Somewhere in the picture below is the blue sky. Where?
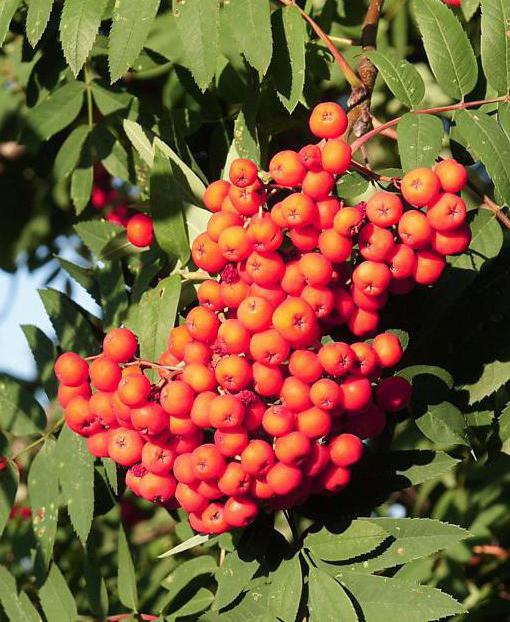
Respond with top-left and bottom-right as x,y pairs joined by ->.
0,237 -> 100,381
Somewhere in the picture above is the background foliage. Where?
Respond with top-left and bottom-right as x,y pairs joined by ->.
0,0 -> 510,620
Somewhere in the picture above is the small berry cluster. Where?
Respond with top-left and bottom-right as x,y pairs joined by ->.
54,102 -> 471,534
91,166 -> 154,249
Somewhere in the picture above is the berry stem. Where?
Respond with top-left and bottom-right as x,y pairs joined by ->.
279,0 -> 363,90
350,95 -> 510,154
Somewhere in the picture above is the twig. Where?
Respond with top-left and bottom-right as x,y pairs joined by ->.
9,417 -> 65,463
350,160 -> 396,184
481,195 -> 510,230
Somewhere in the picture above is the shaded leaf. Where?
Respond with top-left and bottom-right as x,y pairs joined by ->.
21,325 -> 58,398
481,0 -> 510,94
308,567 -> 357,622
118,526 -> 138,611
368,50 -> 425,109
0,462 -> 19,539
267,555 -> 302,622
416,402 -> 469,447
0,566 -> 41,622
0,375 -> 46,435
396,450 -> 460,485
74,220 -> 124,257
97,260 -> 128,329
167,588 -> 214,621
56,257 -> 101,305
234,101 -> 261,166
39,563 -> 78,622
54,124 -> 89,179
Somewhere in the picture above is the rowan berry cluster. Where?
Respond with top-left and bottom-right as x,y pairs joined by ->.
91,166 -> 154,248
54,102 -> 471,534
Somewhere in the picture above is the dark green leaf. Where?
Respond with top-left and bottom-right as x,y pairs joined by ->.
74,220 -> 124,257
337,571 -> 465,621
202,587 -> 271,622
336,170 -> 371,199
71,163 -> 93,214
127,275 -> 181,364
26,0 -> 54,47
308,567 -> 357,622
28,439 -> 59,567
173,0 -> 219,91
271,5 -> 306,113
214,548 -> 258,610
0,462 -> 19,539
0,1 -> 20,47
85,535 -> 109,619
398,365 -> 454,389
91,81 -> 135,115
56,257 -> 101,305
0,566 -> 41,622
416,402 -> 469,447
455,109 -> 510,206
397,113 -> 443,172
267,555 -> 302,622
368,50 -> 425,109
150,148 -> 190,264
39,563 -> 78,622
24,81 -> 85,144
234,102 -> 261,166
167,588 -> 214,621
396,451 -> 460,485
39,288 -> 99,355
413,0 -> 477,99
305,519 -> 389,562
222,0 -> 272,74
463,357 -> 510,405
57,426 -> 94,545
21,325 -> 58,398
118,526 -> 138,611
0,375 -> 46,435
162,556 -> 217,605
97,260 -> 128,329
481,0 -> 510,94
102,458 -> 118,494
109,0 -> 161,82
54,124 -> 89,179
60,0 -> 109,76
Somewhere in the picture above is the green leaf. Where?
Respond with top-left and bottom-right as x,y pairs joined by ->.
457,209 -> 503,270
92,127 -> 132,181
97,260 -> 129,330
102,458 -> 118,494
0,463 -> 19,539
0,566 -> 41,622
397,113 -> 443,172
398,365 -> 454,389
416,402 -> 469,447
54,125 -> 90,179
336,571 -> 465,621
234,102 -> 261,166
56,257 -> 101,305
338,518 -> 469,573
150,148 -> 190,264
39,563 -> 78,622
499,401 -> 510,444
270,5 -> 306,113
74,220 -> 124,257
167,588 -> 214,621
336,170 -> 371,199
60,0 -> 109,76
305,519 -> 389,562
162,556 -> 217,603
118,526 -> 138,611
39,288 -> 99,355
129,275 -> 181,364
21,325 -> 58,399
267,555 -> 302,622
123,118 -> 154,166
28,439 -> 59,567
455,110 -> 510,207
0,375 -> 46,435
158,534 -> 210,558
0,1 -> 20,47
395,450 -> 460,485
368,50 -> 425,109
413,0 -> 477,99
24,81 -> 85,144
481,0 -> 510,94
109,0 -> 161,82
222,0 -> 272,74
309,569 -> 357,622
91,81 -> 135,116
173,0 -> 219,91
464,358 -> 510,405
56,426 -> 94,545
26,0 -> 54,47
462,0 -> 480,20
201,587 -> 271,622
71,163 -> 93,214
214,548 -> 259,611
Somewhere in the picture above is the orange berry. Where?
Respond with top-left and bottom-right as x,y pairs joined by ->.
333,205 -> 364,236
267,462 -> 302,495
204,180 -> 231,212
269,150 -> 306,187
186,306 -> 220,344
289,225 -> 320,252
280,376 -> 312,411
302,170 -> 334,201
281,193 -> 318,228
318,229 -> 353,263
301,285 -> 335,318
426,193 -> 467,232
386,244 -> 417,280
317,197 -> 341,229
350,342 -> 379,377
246,214 -> 283,252
262,405 -> 295,437
330,434 -> 363,466
182,362 -> 216,392
192,233 -> 227,273
207,210 -> 242,242
237,296 -> 274,332
288,350 -> 322,384
297,406 -> 332,438
372,332 -> 403,368
275,431 -> 311,464
126,213 -> 153,248
214,427 -> 249,457
309,102 -> 348,139
339,377 -> 372,412
209,394 -> 245,429
376,376 -> 412,412
168,324 -> 193,360
347,307 -> 379,336
249,329 -> 290,366
318,342 -> 355,376
281,261 -> 306,296
299,144 -> 322,171
401,167 -> 441,207
272,297 -> 318,346
352,261 -> 392,296
310,378 -> 341,410
252,361 -> 284,397
434,159 -> 467,193
321,139 -> 351,175
228,180 -> 265,216
299,253 -> 333,287
229,158 -> 258,187
220,280 -> 250,309
89,356 -> 122,392
197,280 -> 223,311
245,250 -> 285,286
55,352 -> 89,387
366,191 -> 403,227
358,223 -> 395,262
215,355 -> 252,392
431,225 -> 471,255
241,439 -> 275,475
160,380 -> 194,416
413,249 -> 446,285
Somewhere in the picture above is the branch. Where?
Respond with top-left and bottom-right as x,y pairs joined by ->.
279,0 -> 362,89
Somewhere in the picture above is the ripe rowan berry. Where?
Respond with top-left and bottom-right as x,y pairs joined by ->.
321,139 -> 351,175
253,361 -> 284,397
189,391 -> 215,429
262,405 -> 295,437
398,210 -> 433,249
309,102 -> 348,139
241,439 -> 275,475
191,444 -> 226,481
289,225 -> 320,252
281,193 -> 317,228
269,150 -> 306,187
192,233 -> 227,273
386,244 -> 417,280
351,285 -> 388,312
401,168 -> 441,207
103,328 -> 138,363
209,395 -> 245,429
186,306 -> 220,344
281,261 -> 306,296
117,372 -> 151,408
89,391 -> 117,430
343,403 -> 386,440
201,502 -> 229,534
65,396 -> 99,437
204,179 -> 231,212
237,296 -> 273,332
366,191 -> 403,227
358,223 -> 395,262
431,225 -> 471,255
299,252 -> 333,287
215,355 -> 252,392
301,285 -> 335,319
297,406 -> 332,438
318,229 -> 353,263
197,480 -> 223,500
280,376 -> 312,412
108,428 -> 144,466
86,431 -> 111,458
221,280 -> 251,309
89,356 -> 122,392
207,210 -> 243,242
333,205 -> 364,237
175,482 -> 208,514
413,249 -> 446,285
229,158 -> 258,187
58,382 -> 91,408
228,180 -> 265,216
330,434 -> 363,466
127,213 -> 154,248
249,283 -> 286,308
318,342 -> 355,376
139,473 -> 176,503
334,288 -> 356,324
372,332 -> 403,368
339,377 -> 372,412
55,352 -> 89,386
183,342 -> 212,365
347,306 -> 380,336
173,453 -> 196,484
350,342 -> 379,377
214,427 -> 249,457
427,193 -> 467,232
310,378 -> 341,410
320,464 -> 351,493
224,497 -> 258,528
246,214 -> 283,252
272,297 -> 318,346
288,350 -> 322,384
142,441 -> 175,475
352,261 -> 392,297
218,226 -> 252,262
245,250 -> 285,286
249,328 -> 290,366
299,144 -> 322,171
302,170 -> 335,201
218,463 -> 252,497
376,376 -> 412,411
160,380 -> 194,416
266,462 -> 303,495
316,197 -> 341,229
435,158 -> 467,193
